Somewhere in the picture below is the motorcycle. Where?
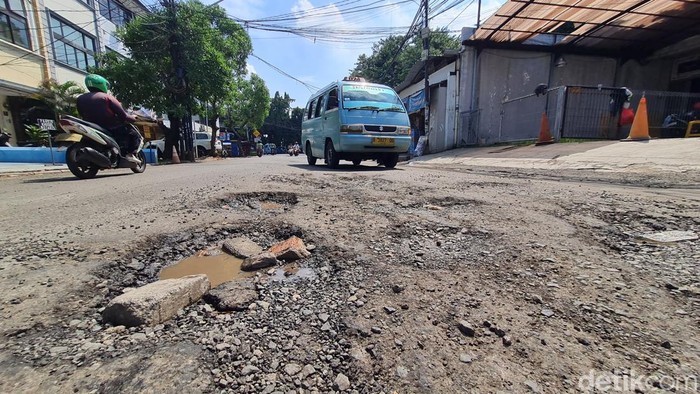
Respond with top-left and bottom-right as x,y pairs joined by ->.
0,131 -> 11,147
256,142 -> 263,157
57,115 -> 147,179
661,111 -> 697,138
288,145 -> 300,156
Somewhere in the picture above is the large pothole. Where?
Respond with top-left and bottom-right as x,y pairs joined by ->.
3,221 -> 374,393
215,191 -> 299,212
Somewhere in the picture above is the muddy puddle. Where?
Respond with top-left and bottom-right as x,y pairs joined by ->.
260,202 -> 284,210
269,266 -> 317,282
159,253 -> 251,287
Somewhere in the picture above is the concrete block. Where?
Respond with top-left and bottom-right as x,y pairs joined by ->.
102,274 -> 210,327
268,236 -> 310,261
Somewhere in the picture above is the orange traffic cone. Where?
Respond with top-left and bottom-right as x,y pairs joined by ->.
622,96 -> 650,141
171,146 -> 181,164
535,112 -> 555,145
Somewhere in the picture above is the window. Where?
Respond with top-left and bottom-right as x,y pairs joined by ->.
0,0 -> 30,49
98,0 -> 132,26
314,96 -> 324,118
304,101 -> 311,120
326,88 -> 338,110
49,14 -> 96,71
308,99 -> 317,119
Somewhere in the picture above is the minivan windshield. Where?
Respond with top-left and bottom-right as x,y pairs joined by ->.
341,84 -> 405,112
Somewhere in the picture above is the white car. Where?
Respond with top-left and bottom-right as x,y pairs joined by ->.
145,132 -> 222,158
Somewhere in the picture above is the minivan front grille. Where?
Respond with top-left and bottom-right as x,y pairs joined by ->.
364,125 -> 396,133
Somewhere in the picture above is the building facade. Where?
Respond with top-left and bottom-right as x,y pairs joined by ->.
0,0 -> 148,144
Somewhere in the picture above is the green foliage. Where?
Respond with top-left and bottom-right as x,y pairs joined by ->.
225,73 -> 270,131
349,28 -> 460,87
267,91 -> 294,127
94,0 -> 252,118
24,124 -> 48,145
33,79 -> 84,120
260,91 -> 303,145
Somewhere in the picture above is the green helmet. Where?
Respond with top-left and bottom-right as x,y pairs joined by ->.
85,74 -> 110,93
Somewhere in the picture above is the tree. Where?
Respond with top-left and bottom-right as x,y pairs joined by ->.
267,91 -> 294,127
224,73 -> 270,134
260,92 -> 304,146
33,79 -> 85,122
94,0 -> 251,160
349,28 -> 460,88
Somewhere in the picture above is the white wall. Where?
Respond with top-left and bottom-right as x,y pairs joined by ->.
467,49 -> 622,145
398,61 -> 459,154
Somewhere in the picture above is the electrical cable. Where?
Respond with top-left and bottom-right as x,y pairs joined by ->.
445,0 -> 476,28
0,19 -> 97,66
250,53 -> 319,93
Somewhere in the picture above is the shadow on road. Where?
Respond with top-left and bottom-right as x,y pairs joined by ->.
288,163 -> 403,172
23,172 -> 133,184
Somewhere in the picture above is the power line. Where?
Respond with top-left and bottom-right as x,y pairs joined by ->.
445,0 -> 477,28
250,53 -> 319,93
0,19 -> 97,67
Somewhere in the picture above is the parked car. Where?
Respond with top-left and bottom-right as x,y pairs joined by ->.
145,132 -> 222,158
263,143 -> 277,155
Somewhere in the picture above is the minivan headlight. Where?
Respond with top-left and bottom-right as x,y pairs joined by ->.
396,126 -> 410,134
340,124 -> 363,133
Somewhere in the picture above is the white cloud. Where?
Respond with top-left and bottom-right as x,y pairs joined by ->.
220,0 -> 265,19
246,62 -> 257,76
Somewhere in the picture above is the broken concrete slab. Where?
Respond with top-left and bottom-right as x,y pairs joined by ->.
203,279 -> 258,311
268,236 -> 311,261
639,230 -> 698,243
241,252 -> 278,272
102,274 -> 210,327
222,237 -> 263,259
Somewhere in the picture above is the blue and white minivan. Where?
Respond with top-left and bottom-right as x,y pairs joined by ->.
301,77 -> 411,168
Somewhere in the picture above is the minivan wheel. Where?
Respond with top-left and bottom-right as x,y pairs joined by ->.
325,140 -> 339,169
197,146 -> 207,158
383,153 -> 399,169
306,142 -> 316,165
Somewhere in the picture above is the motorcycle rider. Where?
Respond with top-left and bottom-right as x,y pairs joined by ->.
0,129 -> 11,147
76,74 -> 140,164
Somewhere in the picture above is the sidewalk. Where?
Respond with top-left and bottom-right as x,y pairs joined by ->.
409,139 -> 700,173
0,163 -> 69,175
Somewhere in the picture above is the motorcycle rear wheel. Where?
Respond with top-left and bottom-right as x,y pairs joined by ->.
66,143 -> 99,179
132,151 -> 147,173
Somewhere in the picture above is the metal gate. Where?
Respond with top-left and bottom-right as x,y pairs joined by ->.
560,86 -> 700,139
499,87 -> 566,142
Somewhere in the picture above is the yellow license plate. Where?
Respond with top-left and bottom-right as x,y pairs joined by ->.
371,137 -> 394,146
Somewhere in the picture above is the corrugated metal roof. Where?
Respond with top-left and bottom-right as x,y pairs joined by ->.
468,0 -> 700,57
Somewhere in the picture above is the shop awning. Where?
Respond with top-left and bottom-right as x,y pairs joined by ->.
0,80 -> 39,97
403,90 -> 425,113
465,0 -> 700,58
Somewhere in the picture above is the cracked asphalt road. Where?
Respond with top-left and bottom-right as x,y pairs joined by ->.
1,152 -> 698,393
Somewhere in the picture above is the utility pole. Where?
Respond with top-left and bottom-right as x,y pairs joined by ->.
163,0 -> 194,161
422,0 -> 430,140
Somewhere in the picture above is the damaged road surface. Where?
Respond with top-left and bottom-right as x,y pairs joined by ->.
0,155 -> 698,393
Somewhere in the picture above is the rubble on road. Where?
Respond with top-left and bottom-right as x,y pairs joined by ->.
102,274 -> 210,327
267,236 -> 311,261
222,237 -> 263,259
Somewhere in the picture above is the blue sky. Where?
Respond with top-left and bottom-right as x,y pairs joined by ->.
219,0 -> 506,108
